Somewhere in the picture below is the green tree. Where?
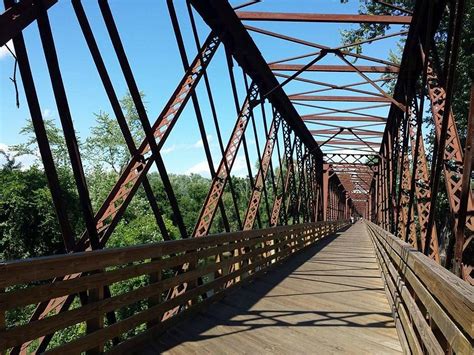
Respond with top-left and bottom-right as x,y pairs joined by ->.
12,117 -> 71,169
0,165 -> 82,260
84,92 -> 146,175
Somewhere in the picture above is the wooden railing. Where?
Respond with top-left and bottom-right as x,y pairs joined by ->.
365,221 -> 473,355
0,221 -> 347,354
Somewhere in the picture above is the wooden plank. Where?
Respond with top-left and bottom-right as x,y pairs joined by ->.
370,228 -> 444,354
378,265 -> 411,353
0,236 -> 289,350
43,230 -> 326,354
0,223 -> 320,287
366,222 -> 474,338
0,232 -> 284,309
367,224 -> 473,354
373,238 -> 423,354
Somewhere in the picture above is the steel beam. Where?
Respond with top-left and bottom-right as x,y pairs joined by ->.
426,61 -> 473,277
317,140 -> 380,147
406,100 -> 440,262
162,83 -> 259,320
0,0 -> 56,46
194,83 -> 259,237
243,111 -> 281,230
311,129 -> 383,136
291,95 -> 392,102
236,11 -> 412,24
303,115 -> 386,122
77,34 -> 221,250
270,64 -> 399,73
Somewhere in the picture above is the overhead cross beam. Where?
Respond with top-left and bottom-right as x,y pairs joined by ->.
270,64 -> 399,73
311,129 -> 383,136
291,95 -> 392,102
318,140 -> 380,147
236,11 -> 412,24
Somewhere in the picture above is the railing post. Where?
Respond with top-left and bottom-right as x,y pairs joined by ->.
0,287 -> 4,355
148,257 -> 162,328
322,164 -> 329,221
86,282 -> 104,354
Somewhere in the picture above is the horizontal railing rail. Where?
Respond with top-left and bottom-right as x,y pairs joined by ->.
0,221 -> 347,354
365,220 -> 473,355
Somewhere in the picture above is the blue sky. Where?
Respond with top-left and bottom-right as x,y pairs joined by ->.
0,0 -> 405,176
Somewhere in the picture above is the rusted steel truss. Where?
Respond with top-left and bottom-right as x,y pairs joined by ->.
243,112 -> 282,230
368,0 -> 472,283
1,0 -> 471,352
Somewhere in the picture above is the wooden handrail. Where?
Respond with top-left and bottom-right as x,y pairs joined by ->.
0,222 -> 321,287
0,221 -> 347,353
365,221 -> 473,354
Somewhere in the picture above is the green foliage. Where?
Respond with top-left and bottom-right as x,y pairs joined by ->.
84,92 -> 146,174
340,1 -> 414,50
0,166 -> 83,260
12,117 -> 73,169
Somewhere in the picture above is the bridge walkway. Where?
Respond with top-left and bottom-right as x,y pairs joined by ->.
140,222 -> 402,354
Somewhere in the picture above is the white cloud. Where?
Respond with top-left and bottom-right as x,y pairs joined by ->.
0,40 -> 14,60
184,154 -> 249,179
194,134 -> 212,148
0,143 -> 38,170
161,145 -> 176,155
228,155 -> 248,178
186,160 -> 212,177
42,108 -> 52,119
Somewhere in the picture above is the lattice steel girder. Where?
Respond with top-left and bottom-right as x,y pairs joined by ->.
306,153 -> 317,221
396,152 -> 417,248
407,100 -> 440,262
269,135 -> 297,226
282,122 -> 300,223
331,162 -> 376,169
369,0 -> 445,231
243,112 -> 281,230
426,60 -> 473,280
324,153 -> 378,165
322,164 -> 331,221
295,137 -> 308,221
195,82 -> 259,237
236,11 -> 412,24
455,85 -> 474,279
270,64 -> 399,73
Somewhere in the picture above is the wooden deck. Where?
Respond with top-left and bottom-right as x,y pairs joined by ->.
141,222 -> 402,354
